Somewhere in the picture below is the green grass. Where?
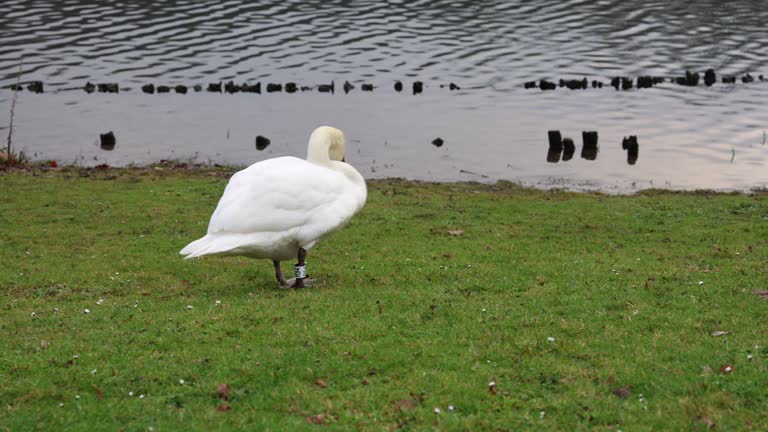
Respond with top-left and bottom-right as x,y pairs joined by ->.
1,168 -> 767,431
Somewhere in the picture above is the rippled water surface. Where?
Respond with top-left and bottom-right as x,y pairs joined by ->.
1,0 -> 767,192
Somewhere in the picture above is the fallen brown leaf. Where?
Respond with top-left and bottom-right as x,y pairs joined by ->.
217,383 -> 230,401
611,386 -> 631,399
315,379 -> 327,388
719,364 -> 734,374
93,386 -> 104,400
306,414 -> 325,424
216,403 -> 231,412
754,290 -> 768,299
447,229 -> 464,236
395,399 -> 416,412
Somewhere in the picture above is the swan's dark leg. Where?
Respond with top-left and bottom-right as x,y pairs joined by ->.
274,260 -> 289,288
290,247 -> 314,288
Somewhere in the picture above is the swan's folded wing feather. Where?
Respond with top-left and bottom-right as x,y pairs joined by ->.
206,157 -> 352,236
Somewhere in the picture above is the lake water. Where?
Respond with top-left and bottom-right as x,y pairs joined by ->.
1,0 -> 767,193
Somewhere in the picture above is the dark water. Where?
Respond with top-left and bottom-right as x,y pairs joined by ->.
1,0 -> 767,192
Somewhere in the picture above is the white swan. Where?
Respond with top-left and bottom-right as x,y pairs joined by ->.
180,126 -> 367,288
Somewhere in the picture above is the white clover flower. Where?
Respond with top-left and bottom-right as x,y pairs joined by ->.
547,337 -> 555,342
433,407 -> 441,414
179,379 -> 185,385
215,300 -> 221,306
96,298 -> 104,305
31,312 -> 37,318
186,305 -> 194,310
84,308 -> 90,314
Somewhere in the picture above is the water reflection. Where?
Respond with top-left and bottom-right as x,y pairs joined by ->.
255,135 -> 270,150
0,0 -> 767,192
562,138 -> 575,161
546,130 -> 562,163
547,132 -> 642,166
547,131 -> 601,162
3,0 -> 767,87
99,131 -> 115,151
622,136 -> 639,165
581,131 -> 599,161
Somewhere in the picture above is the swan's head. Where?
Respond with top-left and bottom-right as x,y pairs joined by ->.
308,126 -> 347,163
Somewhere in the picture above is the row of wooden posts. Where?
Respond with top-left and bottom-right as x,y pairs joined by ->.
10,80 -> 461,96
527,69 -> 764,91
10,70 -> 764,95
548,131 -> 638,165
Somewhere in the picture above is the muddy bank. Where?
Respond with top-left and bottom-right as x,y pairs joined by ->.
3,160 -> 767,197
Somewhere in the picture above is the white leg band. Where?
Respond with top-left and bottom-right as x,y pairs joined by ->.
293,264 -> 307,279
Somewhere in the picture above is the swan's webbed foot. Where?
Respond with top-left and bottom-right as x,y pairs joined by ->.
287,276 -> 315,289
274,252 -> 315,289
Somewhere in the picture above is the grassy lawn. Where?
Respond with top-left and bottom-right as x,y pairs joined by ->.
1,167 -> 767,431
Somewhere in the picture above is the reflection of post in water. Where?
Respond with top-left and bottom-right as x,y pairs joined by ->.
622,136 -> 639,165
562,137 -> 575,161
100,131 -> 116,151
581,131 -> 598,160
546,132 -> 576,162
547,130 -> 562,163
546,131 -> 640,165
255,135 -> 271,151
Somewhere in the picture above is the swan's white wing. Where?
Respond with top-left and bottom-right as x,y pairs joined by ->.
207,157 -> 361,243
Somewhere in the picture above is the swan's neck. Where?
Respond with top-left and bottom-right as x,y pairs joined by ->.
306,132 -> 332,164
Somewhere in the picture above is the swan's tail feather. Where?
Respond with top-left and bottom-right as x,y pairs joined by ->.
180,234 -> 260,259
180,236 -> 220,259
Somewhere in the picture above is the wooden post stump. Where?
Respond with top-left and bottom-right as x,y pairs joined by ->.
581,131 -> 599,160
